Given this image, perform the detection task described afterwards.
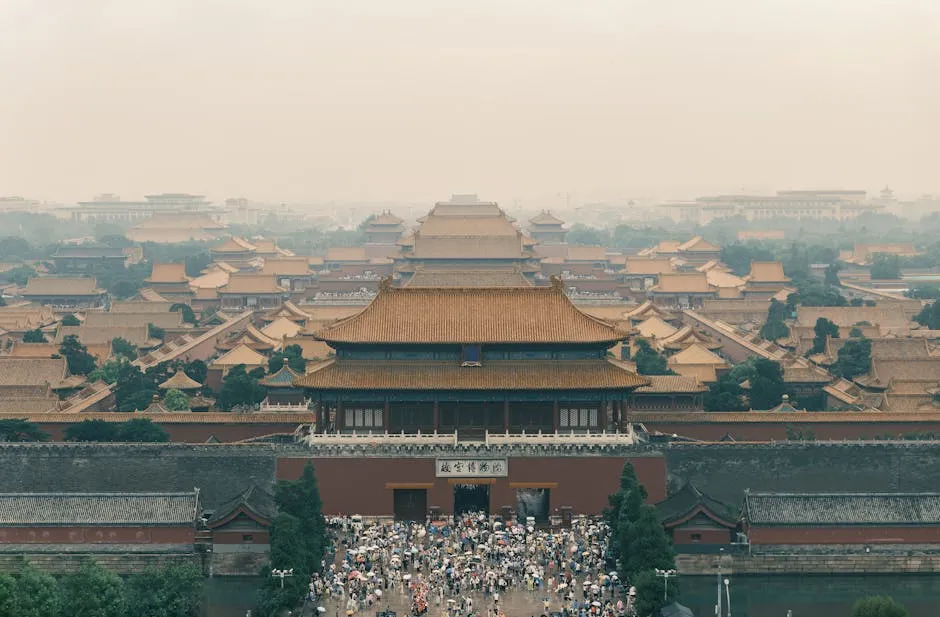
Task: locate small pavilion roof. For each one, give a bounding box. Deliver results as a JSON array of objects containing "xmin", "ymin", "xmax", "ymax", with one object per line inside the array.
[
  {"xmin": 158, "ymin": 369, "xmax": 202, "ymax": 391},
  {"xmin": 634, "ymin": 316, "xmax": 678, "ymax": 340},
  {"xmin": 260, "ymin": 364, "xmax": 302, "ymax": 388},
  {"xmin": 211, "ymin": 344, "xmax": 268, "ymax": 368},
  {"xmin": 206, "ymin": 485, "xmax": 277, "ymax": 528},
  {"xmin": 656, "ymin": 483, "xmax": 737, "ymax": 527},
  {"xmin": 529, "ymin": 210, "xmax": 565, "ymax": 226}
]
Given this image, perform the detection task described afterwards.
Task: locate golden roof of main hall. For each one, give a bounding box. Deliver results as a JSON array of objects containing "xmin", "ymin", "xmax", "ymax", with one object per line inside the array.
[
  {"xmin": 294, "ymin": 358, "xmax": 647, "ymax": 390},
  {"xmin": 313, "ymin": 281, "xmax": 627, "ymax": 345}
]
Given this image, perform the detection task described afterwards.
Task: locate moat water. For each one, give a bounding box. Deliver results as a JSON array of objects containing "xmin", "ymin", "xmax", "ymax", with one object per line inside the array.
[{"xmin": 205, "ymin": 574, "xmax": 940, "ymax": 617}]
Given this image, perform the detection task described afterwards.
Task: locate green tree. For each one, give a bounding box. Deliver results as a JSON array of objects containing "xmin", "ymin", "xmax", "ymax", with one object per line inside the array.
[
  {"xmin": 870, "ymin": 254, "xmax": 901, "ymax": 280},
  {"xmin": 624, "ymin": 505, "xmax": 676, "ymax": 577},
  {"xmin": 760, "ymin": 299, "xmax": 790, "ymax": 341},
  {"xmin": 183, "ymin": 359, "xmax": 208, "ymax": 384},
  {"xmin": 0, "ymin": 418, "xmax": 49, "ymax": 442},
  {"xmin": 60, "ymin": 334, "xmax": 97, "ymax": 375},
  {"xmin": 61, "ymin": 313, "xmax": 81, "ymax": 326},
  {"xmin": 9, "ymin": 265, "xmax": 36, "ymax": 286},
  {"xmin": 89, "ymin": 357, "xmax": 130, "ymax": 385},
  {"xmin": 275, "ymin": 463, "xmax": 327, "ymax": 575},
  {"xmin": 258, "ymin": 464, "xmax": 328, "ymax": 616},
  {"xmin": 116, "ymin": 418, "xmax": 170, "ymax": 443},
  {"xmin": 170, "ymin": 303, "xmax": 197, "ymax": 325},
  {"xmin": 0, "ymin": 236, "xmax": 31, "ymax": 259},
  {"xmin": 216, "ymin": 365, "xmax": 266, "ymax": 410},
  {"xmin": 183, "ymin": 252, "xmax": 212, "ymax": 277},
  {"xmin": 832, "ymin": 337, "xmax": 873, "ymax": 380},
  {"xmin": 126, "ymin": 563, "xmax": 204, "ymax": 617},
  {"xmin": 114, "ymin": 363, "xmax": 156, "ymax": 411},
  {"xmin": 811, "ymin": 317, "xmax": 840, "ymax": 354},
  {"xmin": 633, "ymin": 569, "xmax": 680, "ymax": 617},
  {"xmin": 14, "ymin": 564, "xmax": 62, "ymax": 617},
  {"xmin": 914, "ymin": 300, "xmax": 940, "ymax": 330},
  {"xmin": 720, "ymin": 243, "xmax": 775, "ymax": 276},
  {"xmin": 824, "ymin": 262, "xmax": 842, "ymax": 287},
  {"xmin": 632, "ymin": 339, "xmax": 675, "ymax": 376},
  {"xmin": 22, "ymin": 328, "xmax": 46, "ymax": 343},
  {"xmin": 267, "ymin": 344, "xmax": 307, "ymax": 374},
  {"xmin": 148, "ymin": 323, "xmax": 166, "ymax": 341},
  {"xmin": 703, "ymin": 376, "xmax": 746, "ymax": 412},
  {"xmin": 605, "ymin": 462, "xmax": 647, "ymax": 532},
  {"xmin": 111, "ymin": 337, "xmax": 137, "ymax": 359},
  {"xmin": 163, "ymin": 389, "xmax": 190, "ymax": 411},
  {"xmin": 747, "ymin": 358, "xmax": 785, "ymax": 410},
  {"xmin": 0, "ymin": 572, "xmax": 16, "ymax": 615},
  {"xmin": 852, "ymin": 595, "xmax": 908, "ymax": 617},
  {"xmin": 63, "ymin": 561, "xmax": 127, "ymax": 617},
  {"xmin": 109, "ymin": 278, "xmax": 141, "ymax": 299},
  {"xmin": 65, "ymin": 419, "xmax": 120, "ymax": 442}
]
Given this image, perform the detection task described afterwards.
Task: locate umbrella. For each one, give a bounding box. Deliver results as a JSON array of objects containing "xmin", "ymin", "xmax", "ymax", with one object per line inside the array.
[
  {"xmin": 403, "ymin": 574, "xmax": 412, "ymax": 581},
  {"xmin": 317, "ymin": 609, "xmax": 326, "ymax": 614},
  {"xmin": 348, "ymin": 571, "xmax": 361, "ymax": 579},
  {"xmin": 592, "ymin": 601, "xmax": 602, "ymax": 607}
]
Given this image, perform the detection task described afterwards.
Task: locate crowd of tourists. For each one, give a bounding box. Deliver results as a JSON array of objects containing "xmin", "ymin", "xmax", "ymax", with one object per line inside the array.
[{"xmin": 309, "ymin": 513, "xmax": 637, "ymax": 617}]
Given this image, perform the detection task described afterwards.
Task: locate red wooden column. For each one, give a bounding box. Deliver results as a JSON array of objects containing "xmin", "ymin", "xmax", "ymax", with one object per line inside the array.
[
  {"xmin": 336, "ymin": 402, "xmax": 344, "ymax": 432},
  {"xmin": 552, "ymin": 400, "xmax": 560, "ymax": 433},
  {"xmin": 383, "ymin": 399, "xmax": 390, "ymax": 432},
  {"xmin": 503, "ymin": 400, "xmax": 510, "ymax": 432},
  {"xmin": 432, "ymin": 400, "xmax": 440, "ymax": 433},
  {"xmin": 599, "ymin": 401, "xmax": 607, "ymax": 431}
]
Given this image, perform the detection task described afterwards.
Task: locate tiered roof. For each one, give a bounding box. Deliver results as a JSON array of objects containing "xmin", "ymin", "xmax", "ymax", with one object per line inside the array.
[
  {"xmin": 404, "ymin": 268, "xmax": 532, "ymax": 288},
  {"xmin": 260, "ymin": 364, "xmax": 302, "ymax": 388},
  {"xmin": 219, "ymin": 274, "xmax": 286, "ymax": 295},
  {"xmin": 262, "ymin": 301, "xmax": 312, "ymax": 324},
  {"xmin": 529, "ymin": 211, "xmax": 565, "ymax": 226},
  {"xmin": 634, "ymin": 316, "xmax": 678, "ymax": 340},
  {"xmin": 0, "ymin": 492, "xmax": 200, "ymax": 526},
  {"xmin": 261, "ymin": 317, "xmax": 303, "ymax": 340},
  {"xmin": 650, "ymin": 272, "xmax": 717, "ymax": 294},
  {"xmin": 260, "ymin": 258, "xmax": 312, "ymax": 276},
  {"xmin": 158, "ymin": 369, "xmax": 202, "ymax": 391},
  {"xmin": 312, "ymin": 281, "xmax": 627, "ymax": 345},
  {"xmin": 745, "ymin": 492, "xmax": 940, "ymax": 525},
  {"xmin": 213, "ymin": 237, "xmax": 257, "ymax": 253},
  {"xmin": 206, "ymin": 485, "xmax": 276, "ymax": 529},
  {"xmin": 656, "ymin": 483, "xmax": 737, "ymax": 527},
  {"xmin": 211, "ymin": 344, "xmax": 268, "ymax": 368},
  {"xmin": 622, "ymin": 258, "xmax": 675, "ymax": 276},
  {"xmin": 624, "ymin": 301, "xmax": 676, "ymax": 322},
  {"xmin": 22, "ymin": 277, "xmax": 104, "ymax": 296},
  {"xmin": 294, "ymin": 358, "xmax": 647, "ymax": 390},
  {"xmin": 745, "ymin": 261, "xmax": 790, "ymax": 283},
  {"xmin": 147, "ymin": 263, "xmax": 189, "ymax": 284},
  {"xmin": 667, "ymin": 344, "xmax": 730, "ymax": 382},
  {"xmin": 677, "ymin": 236, "xmax": 721, "ymax": 253},
  {"xmin": 660, "ymin": 326, "xmax": 722, "ymax": 351}
]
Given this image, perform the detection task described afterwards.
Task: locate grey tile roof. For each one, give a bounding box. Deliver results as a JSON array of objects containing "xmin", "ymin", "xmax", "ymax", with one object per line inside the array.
[
  {"xmin": 0, "ymin": 492, "xmax": 199, "ymax": 526},
  {"xmin": 745, "ymin": 492, "xmax": 940, "ymax": 526}
]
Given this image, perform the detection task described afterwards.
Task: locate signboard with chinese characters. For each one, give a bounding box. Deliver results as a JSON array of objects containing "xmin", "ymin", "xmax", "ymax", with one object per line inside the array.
[{"xmin": 435, "ymin": 458, "xmax": 508, "ymax": 478}]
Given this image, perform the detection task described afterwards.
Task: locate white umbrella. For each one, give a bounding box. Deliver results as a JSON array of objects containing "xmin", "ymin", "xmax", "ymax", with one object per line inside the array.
[
  {"xmin": 592, "ymin": 601, "xmax": 602, "ymax": 607},
  {"xmin": 317, "ymin": 607, "xmax": 326, "ymax": 613}
]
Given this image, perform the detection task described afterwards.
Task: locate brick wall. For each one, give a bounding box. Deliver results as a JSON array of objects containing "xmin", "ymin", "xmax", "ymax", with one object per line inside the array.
[
  {"xmin": 0, "ymin": 553, "xmax": 200, "ymax": 575},
  {"xmin": 677, "ymin": 553, "xmax": 940, "ymax": 575}
]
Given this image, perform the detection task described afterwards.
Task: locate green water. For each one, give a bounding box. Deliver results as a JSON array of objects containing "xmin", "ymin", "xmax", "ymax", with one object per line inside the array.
[
  {"xmin": 205, "ymin": 575, "xmax": 940, "ymax": 617},
  {"xmin": 681, "ymin": 575, "xmax": 940, "ymax": 617}
]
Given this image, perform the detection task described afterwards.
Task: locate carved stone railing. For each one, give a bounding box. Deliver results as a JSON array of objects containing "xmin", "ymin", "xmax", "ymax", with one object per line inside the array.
[{"xmin": 296, "ymin": 427, "xmax": 641, "ymax": 456}]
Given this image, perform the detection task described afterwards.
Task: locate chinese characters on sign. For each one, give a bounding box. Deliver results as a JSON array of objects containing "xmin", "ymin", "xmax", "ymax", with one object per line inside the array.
[{"xmin": 435, "ymin": 458, "xmax": 508, "ymax": 478}]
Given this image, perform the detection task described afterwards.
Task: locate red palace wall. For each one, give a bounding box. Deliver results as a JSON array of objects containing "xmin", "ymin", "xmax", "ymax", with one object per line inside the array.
[
  {"xmin": 277, "ymin": 456, "xmax": 666, "ymax": 516},
  {"xmin": 749, "ymin": 526, "xmax": 940, "ymax": 545},
  {"xmin": 0, "ymin": 526, "xmax": 194, "ymax": 544},
  {"xmin": 672, "ymin": 528, "xmax": 732, "ymax": 545},
  {"xmin": 212, "ymin": 530, "xmax": 271, "ymax": 545}
]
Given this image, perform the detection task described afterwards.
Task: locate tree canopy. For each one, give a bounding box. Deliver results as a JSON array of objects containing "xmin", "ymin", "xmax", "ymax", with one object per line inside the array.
[
  {"xmin": 59, "ymin": 335, "xmax": 97, "ymax": 375},
  {"xmin": 267, "ymin": 344, "xmax": 307, "ymax": 374},
  {"xmin": 832, "ymin": 337, "xmax": 873, "ymax": 380},
  {"xmin": 0, "ymin": 418, "xmax": 49, "ymax": 442},
  {"xmin": 870, "ymin": 254, "xmax": 901, "ymax": 280},
  {"xmin": 111, "ymin": 337, "xmax": 138, "ymax": 360},
  {"xmin": 61, "ymin": 313, "xmax": 81, "ymax": 326},
  {"xmin": 759, "ymin": 298, "xmax": 790, "ymax": 341},
  {"xmin": 22, "ymin": 328, "xmax": 46, "ymax": 343},
  {"xmin": 852, "ymin": 596, "xmax": 908, "ymax": 617},
  {"xmin": 163, "ymin": 389, "xmax": 190, "ymax": 411},
  {"xmin": 217, "ymin": 364, "xmax": 266, "ymax": 410},
  {"xmin": 607, "ymin": 462, "xmax": 677, "ymax": 617},
  {"xmin": 915, "ymin": 300, "xmax": 940, "ymax": 330},
  {"xmin": 811, "ymin": 317, "xmax": 840, "ymax": 354},
  {"xmin": 257, "ymin": 462, "xmax": 329, "ymax": 616},
  {"xmin": 633, "ymin": 339, "xmax": 675, "ymax": 376}
]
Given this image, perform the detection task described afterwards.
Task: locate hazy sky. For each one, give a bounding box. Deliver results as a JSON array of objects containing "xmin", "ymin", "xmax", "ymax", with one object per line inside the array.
[{"xmin": 1, "ymin": 0, "xmax": 937, "ymax": 206}]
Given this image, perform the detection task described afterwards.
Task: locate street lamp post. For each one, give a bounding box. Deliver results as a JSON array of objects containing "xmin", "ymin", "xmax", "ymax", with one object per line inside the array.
[
  {"xmin": 272, "ymin": 568, "xmax": 294, "ymax": 589},
  {"xmin": 654, "ymin": 568, "xmax": 678, "ymax": 602},
  {"xmin": 724, "ymin": 578, "xmax": 731, "ymax": 617}
]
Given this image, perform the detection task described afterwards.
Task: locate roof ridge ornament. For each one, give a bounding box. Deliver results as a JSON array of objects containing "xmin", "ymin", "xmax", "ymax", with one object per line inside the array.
[
  {"xmin": 378, "ymin": 276, "xmax": 393, "ymax": 292},
  {"xmin": 549, "ymin": 275, "xmax": 565, "ymax": 292}
]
